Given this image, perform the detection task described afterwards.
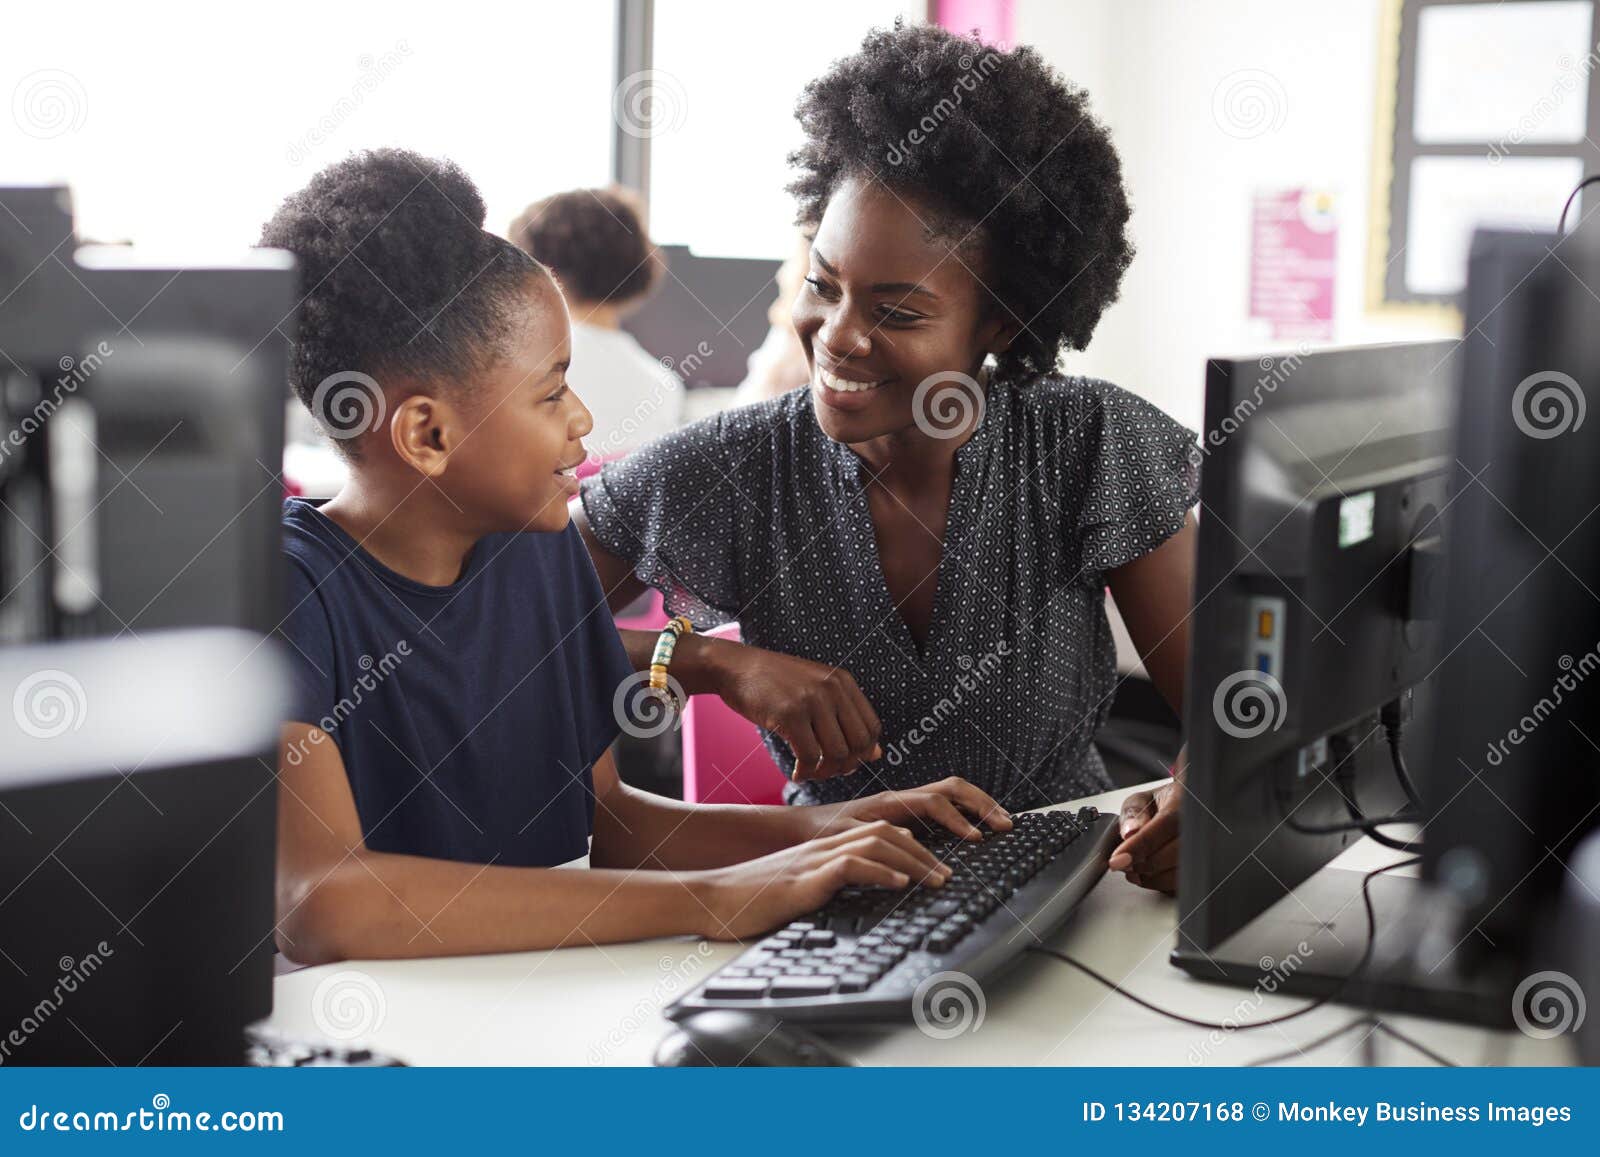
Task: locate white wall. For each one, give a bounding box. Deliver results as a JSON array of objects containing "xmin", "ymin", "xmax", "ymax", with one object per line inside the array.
[{"xmin": 1015, "ymin": 0, "xmax": 1454, "ymax": 433}]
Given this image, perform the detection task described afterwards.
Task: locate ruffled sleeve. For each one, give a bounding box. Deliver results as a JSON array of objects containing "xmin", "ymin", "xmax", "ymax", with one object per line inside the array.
[
  {"xmin": 577, "ymin": 410, "xmax": 746, "ymax": 629},
  {"xmin": 1066, "ymin": 378, "xmax": 1200, "ymax": 578}
]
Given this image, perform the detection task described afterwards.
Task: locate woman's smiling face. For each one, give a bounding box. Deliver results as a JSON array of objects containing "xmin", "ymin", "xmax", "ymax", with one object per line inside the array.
[{"xmin": 789, "ymin": 174, "xmax": 1013, "ymax": 446}]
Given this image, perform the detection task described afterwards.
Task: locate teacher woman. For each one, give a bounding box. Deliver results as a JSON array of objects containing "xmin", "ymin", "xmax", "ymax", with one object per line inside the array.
[{"xmin": 577, "ymin": 23, "xmax": 1198, "ymax": 893}]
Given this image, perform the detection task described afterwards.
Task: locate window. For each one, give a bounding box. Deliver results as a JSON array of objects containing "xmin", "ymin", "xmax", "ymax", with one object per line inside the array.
[
  {"xmin": 6, "ymin": 1, "xmax": 616, "ymax": 251},
  {"xmin": 1370, "ymin": 0, "xmax": 1598, "ymax": 312},
  {"xmin": 646, "ymin": 0, "xmax": 922, "ymax": 259}
]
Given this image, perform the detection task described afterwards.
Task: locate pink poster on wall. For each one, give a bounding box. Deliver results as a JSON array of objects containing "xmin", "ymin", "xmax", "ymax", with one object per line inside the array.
[{"xmin": 1250, "ymin": 188, "xmax": 1337, "ymax": 341}]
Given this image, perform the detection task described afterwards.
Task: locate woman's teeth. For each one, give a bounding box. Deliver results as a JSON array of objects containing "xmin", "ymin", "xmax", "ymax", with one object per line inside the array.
[{"xmin": 817, "ymin": 368, "xmax": 885, "ymax": 394}]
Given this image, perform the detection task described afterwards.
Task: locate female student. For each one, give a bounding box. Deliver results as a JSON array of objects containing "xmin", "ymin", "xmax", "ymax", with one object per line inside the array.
[
  {"xmin": 578, "ymin": 23, "xmax": 1197, "ymax": 894},
  {"xmin": 262, "ymin": 148, "xmax": 1010, "ymax": 965}
]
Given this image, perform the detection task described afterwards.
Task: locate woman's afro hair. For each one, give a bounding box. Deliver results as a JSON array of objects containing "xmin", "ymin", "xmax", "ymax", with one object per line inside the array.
[
  {"xmin": 788, "ymin": 21, "xmax": 1133, "ymax": 377},
  {"xmin": 509, "ymin": 185, "xmax": 664, "ymax": 310},
  {"xmin": 259, "ymin": 148, "xmax": 543, "ymax": 446}
]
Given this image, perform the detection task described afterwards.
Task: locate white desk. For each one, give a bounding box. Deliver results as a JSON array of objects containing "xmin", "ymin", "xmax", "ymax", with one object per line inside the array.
[{"xmin": 267, "ymin": 782, "xmax": 1574, "ymax": 1067}]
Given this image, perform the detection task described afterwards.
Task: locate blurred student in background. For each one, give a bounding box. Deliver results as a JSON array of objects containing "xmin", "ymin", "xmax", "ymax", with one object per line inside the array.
[{"xmin": 509, "ymin": 186, "xmax": 680, "ymax": 459}]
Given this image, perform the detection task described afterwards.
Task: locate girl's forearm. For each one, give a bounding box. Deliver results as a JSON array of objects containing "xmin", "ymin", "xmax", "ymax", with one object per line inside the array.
[
  {"xmin": 278, "ymin": 850, "xmax": 715, "ymax": 965},
  {"xmin": 592, "ymin": 786, "xmax": 816, "ymax": 871}
]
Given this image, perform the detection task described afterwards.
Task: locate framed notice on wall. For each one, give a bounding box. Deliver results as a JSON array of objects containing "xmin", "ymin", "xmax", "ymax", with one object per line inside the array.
[{"xmin": 1368, "ymin": 0, "xmax": 1600, "ymax": 320}]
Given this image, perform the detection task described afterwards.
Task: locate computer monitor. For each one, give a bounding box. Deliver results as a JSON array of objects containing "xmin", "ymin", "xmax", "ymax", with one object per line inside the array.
[
  {"xmin": 1173, "ymin": 339, "xmax": 1473, "ymax": 1016},
  {"xmin": 1176, "ymin": 235, "xmax": 1600, "ymax": 1027},
  {"xmin": 622, "ymin": 244, "xmax": 781, "ymax": 390},
  {"xmin": 1420, "ymin": 229, "xmax": 1600, "ymax": 998},
  {"xmin": 0, "ymin": 185, "xmax": 297, "ymax": 640},
  {"xmin": 0, "ymin": 630, "xmax": 287, "ymax": 1064}
]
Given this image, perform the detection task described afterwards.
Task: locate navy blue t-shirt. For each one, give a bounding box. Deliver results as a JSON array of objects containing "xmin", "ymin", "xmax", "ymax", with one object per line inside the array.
[{"xmin": 277, "ymin": 498, "xmax": 634, "ymax": 867}]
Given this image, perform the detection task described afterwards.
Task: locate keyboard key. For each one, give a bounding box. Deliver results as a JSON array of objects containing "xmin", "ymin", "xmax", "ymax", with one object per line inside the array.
[
  {"xmin": 769, "ymin": 977, "xmax": 837, "ymax": 998},
  {"xmin": 703, "ymin": 978, "xmax": 770, "ymax": 999},
  {"xmin": 802, "ymin": 930, "xmax": 837, "ymax": 948},
  {"xmin": 837, "ymin": 973, "xmax": 872, "ymax": 993}
]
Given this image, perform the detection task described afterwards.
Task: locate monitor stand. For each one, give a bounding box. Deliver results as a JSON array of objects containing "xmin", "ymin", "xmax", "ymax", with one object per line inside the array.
[{"xmin": 1169, "ymin": 867, "xmax": 1514, "ymax": 1026}]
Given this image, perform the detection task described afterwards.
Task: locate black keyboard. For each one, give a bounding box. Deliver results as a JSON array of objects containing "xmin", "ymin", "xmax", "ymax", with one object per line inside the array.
[{"xmin": 666, "ymin": 806, "xmax": 1119, "ymax": 1024}]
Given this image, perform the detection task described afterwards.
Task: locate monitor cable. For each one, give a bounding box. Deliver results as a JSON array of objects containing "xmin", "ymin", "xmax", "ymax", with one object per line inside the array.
[
  {"xmin": 1243, "ymin": 1013, "xmax": 1458, "ymax": 1067},
  {"xmin": 1027, "ymin": 856, "xmax": 1419, "ymax": 1032},
  {"xmin": 1558, "ymin": 174, "xmax": 1600, "ymax": 236},
  {"xmin": 1278, "ymin": 729, "xmax": 1423, "ymax": 852}
]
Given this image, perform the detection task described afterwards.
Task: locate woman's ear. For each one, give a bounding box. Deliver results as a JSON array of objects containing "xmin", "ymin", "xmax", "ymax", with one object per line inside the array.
[
  {"xmin": 389, "ymin": 393, "xmax": 455, "ymax": 478},
  {"xmin": 979, "ymin": 314, "xmax": 1019, "ymax": 358}
]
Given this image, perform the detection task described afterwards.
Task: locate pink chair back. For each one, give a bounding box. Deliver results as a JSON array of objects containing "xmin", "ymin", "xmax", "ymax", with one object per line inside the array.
[{"xmin": 680, "ymin": 623, "xmax": 787, "ymax": 805}]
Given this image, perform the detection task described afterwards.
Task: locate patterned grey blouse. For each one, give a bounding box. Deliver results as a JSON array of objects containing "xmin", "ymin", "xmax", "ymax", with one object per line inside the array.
[{"xmin": 579, "ymin": 373, "xmax": 1199, "ymax": 810}]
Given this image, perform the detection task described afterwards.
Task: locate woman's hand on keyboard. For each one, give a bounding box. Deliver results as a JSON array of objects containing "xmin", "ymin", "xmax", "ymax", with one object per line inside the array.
[
  {"xmin": 800, "ymin": 777, "xmax": 1014, "ymax": 843},
  {"xmin": 1108, "ymin": 750, "xmax": 1185, "ymax": 894},
  {"xmin": 692, "ymin": 820, "xmax": 949, "ymax": 941}
]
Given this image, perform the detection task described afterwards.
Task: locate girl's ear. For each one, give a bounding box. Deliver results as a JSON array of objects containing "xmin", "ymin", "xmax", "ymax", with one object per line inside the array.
[{"xmin": 389, "ymin": 393, "xmax": 455, "ymax": 477}]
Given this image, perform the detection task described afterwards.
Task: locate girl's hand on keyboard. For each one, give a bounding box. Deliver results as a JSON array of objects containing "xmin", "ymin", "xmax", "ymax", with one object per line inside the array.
[
  {"xmin": 802, "ymin": 777, "xmax": 1014, "ymax": 842},
  {"xmin": 694, "ymin": 820, "xmax": 949, "ymax": 940}
]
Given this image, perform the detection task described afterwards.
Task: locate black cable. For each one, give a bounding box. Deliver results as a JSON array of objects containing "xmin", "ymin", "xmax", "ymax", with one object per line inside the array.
[
  {"xmin": 1558, "ymin": 174, "xmax": 1600, "ymax": 235},
  {"xmin": 1244, "ymin": 1015, "xmax": 1373, "ymax": 1066},
  {"xmin": 1027, "ymin": 856, "xmax": 1421, "ymax": 1032},
  {"xmin": 1377, "ymin": 1020, "xmax": 1460, "ymax": 1067},
  {"xmin": 1353, "ymin": 825, "xmax": 1423, "ymax": 854},
  {"xmin": 1380, "ymin": 699, "xmax": 1425, "ymax": 812},
  {"xmin": 1284, "ymin": 813, "xmax": 1422, "ymax": 835},
  {"xmin": 1331, "ymin": 729, "xmax": 1424, "ymax": 853},
  {"xmin": 1244, "ymin": 1016, "xmax": 1457, "ymax": 1067}
]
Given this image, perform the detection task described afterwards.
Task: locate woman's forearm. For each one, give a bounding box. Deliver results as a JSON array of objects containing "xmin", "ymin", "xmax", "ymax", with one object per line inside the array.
[
  {"xmin": 278, "ymin": 849, "xmax": 715, "ymax": 965},
  {"xmin": 617, "ymin": 626, "xmax": 743, "ymax": 697}
]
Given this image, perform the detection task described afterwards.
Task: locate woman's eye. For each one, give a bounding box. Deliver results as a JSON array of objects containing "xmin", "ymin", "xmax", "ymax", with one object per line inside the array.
[
  {"xmin": 879, "ymin": 308, "xmax": 923, "ymax": 326},
  {"xmin": 546, "ymin": 382, "xmax": 569, "ymax": 403},
  {"xmin": 804, "ymin": 276, "xmax": 837, "ymax": 299}
]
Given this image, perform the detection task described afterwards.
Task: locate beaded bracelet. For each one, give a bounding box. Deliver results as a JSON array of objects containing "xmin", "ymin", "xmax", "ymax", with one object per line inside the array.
[{"xmin": 647, "ymin": 616, "xmax": 694, "ymax": 722}]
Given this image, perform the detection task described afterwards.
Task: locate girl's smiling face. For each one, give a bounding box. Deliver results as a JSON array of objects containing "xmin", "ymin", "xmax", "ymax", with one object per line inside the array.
[
  {"xmin": 789, "ymin": 175, "xmax": 1015, "ymax": 446},
  {"xmin": 434, "ymin": 276, "xmax": 594, "ymax": 534}
]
